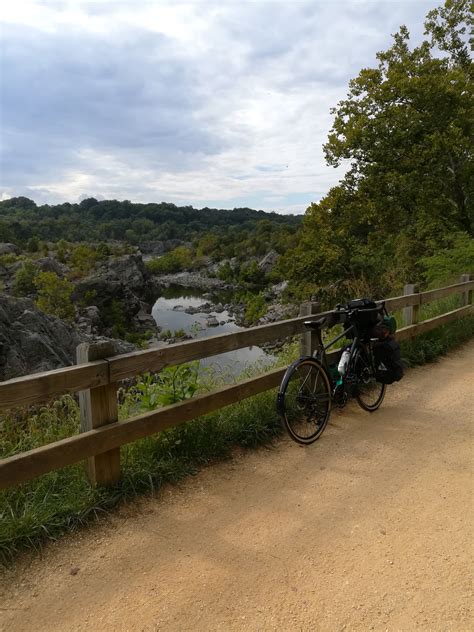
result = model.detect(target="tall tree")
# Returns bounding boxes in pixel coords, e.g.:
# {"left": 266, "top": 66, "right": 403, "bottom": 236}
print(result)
{"left": 283, "top": 0, "right": 472, "bottom": 301}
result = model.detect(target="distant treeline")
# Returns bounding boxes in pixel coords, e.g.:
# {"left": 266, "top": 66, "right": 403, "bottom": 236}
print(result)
{"left": 0, "top": 197, "right": 301, "bottom": 258}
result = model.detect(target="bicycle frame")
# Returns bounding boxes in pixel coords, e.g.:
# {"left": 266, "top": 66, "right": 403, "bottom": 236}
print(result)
{"left": 311, "top": 324, "right": 379, "bottom": 399}
{"left": 310, "top": 322, "right": 355, "bottom": 380}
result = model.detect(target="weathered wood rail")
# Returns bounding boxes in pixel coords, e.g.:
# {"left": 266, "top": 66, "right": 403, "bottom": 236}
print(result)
{"left": 0, "top": 276, "right": 472, "bottom": 490}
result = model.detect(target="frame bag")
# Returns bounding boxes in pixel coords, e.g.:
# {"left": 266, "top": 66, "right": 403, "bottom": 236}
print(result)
{"left": 373, "top": 336, "right": 404, "bottom": 384}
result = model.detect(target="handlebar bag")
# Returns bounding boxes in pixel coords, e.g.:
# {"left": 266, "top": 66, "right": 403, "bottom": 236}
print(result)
{"left": 346, "top": 298, "right": 380, "bottom": 329}
{"left": 373, "top": 336, "right": 404, "bottom": 384}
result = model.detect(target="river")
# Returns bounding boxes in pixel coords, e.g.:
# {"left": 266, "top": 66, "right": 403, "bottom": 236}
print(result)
{"left": 151, "top": 286, "right": 275, "bottom": 375}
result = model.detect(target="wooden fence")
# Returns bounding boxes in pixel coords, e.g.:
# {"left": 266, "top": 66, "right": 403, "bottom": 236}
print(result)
{"left": 0, "top": 276, "right": 472, "bottom": 490}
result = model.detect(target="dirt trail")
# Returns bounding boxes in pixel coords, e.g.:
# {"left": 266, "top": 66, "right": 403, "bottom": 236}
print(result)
{"left": 1, "top": 342, "right": 473, "bottom": 632}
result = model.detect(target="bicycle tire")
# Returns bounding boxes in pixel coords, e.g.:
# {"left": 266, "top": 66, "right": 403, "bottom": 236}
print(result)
{"left": 354, "top": 346, "right": 386, "bottom": 412}
{"left": 277, "top": 357, "right": 332, "bottom": 444}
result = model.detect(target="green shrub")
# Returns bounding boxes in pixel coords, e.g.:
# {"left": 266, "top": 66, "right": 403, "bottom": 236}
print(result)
{"left": 34, "top": 271, "right": 75, "bottom": 320}
{"left": 146, "top": 246, "right": 193, "bottom": 274}
{"left": 26, "top": 237, "right": 39, "bottom": 253}
{"left": 0, "top": 253, "right": 19, "bottom": 267}
{"left": 243, "top": 291, "right": 267, "bottom": 325}
{"left": 96, "top": 242, "right": 111, "bottom": 259}
{"left": 69, "top": 244, "right": 97, "bottom": 275}
{"left": 101, "top": 298, "right": 128, "bottom": 338}
{"left": 13, "top": 260, "right": 38, "bottom": 296}
{"left": 421, "top": 232, "right": 474, "bottom": 287}
{"left": 401, "top": 314, "right": 474, "bottom": 367}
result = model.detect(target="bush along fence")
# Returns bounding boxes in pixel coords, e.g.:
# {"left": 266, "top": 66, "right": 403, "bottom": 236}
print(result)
{"left": 0, "top": 275, "right": 472, "bottom": 490}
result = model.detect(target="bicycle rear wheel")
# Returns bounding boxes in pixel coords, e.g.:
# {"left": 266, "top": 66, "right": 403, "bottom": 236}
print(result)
{"left": 354, "top": 347, "right": 386, "bottom": 412}
{"left": 277, "top": 358, "right": 332, "bottom": 444}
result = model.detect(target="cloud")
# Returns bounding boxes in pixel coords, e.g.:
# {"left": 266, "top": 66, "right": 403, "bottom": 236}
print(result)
{"left": 0, "top": 0, "right": 435, "bottom": 213}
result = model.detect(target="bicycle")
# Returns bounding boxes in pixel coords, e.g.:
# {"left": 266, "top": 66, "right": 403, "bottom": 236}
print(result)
{"left": 277, "top": 302, "right": 387, "bottom": 445}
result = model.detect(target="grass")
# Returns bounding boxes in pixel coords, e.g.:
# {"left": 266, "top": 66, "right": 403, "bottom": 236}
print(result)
{"left": 400, "top": 312, "right": 474, "bottom": 367}
{"left": 0, "top": 311, "right": 473, "bottom": 566}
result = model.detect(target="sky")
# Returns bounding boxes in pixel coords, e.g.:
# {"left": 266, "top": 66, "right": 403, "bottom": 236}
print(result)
{"left": 0, "top": 0, "right": 436, "bottom": 214}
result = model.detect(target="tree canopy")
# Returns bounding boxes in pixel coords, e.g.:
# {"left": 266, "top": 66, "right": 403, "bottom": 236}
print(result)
{"left": 281, "top": 0, "right": 472, "bottom": 302}
{"left": 0, "top": 197, "right": 300, "bottom": 261}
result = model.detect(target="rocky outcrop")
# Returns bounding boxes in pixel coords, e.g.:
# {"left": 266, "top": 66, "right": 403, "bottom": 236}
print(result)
{"left": 73, "top": 254, "right": 158, "bottom": 334}
{"left": 35, "top": 257, "right": 70, "bottom": 278}
{"left": 138, "top": 240, "right": 188, "bottom": 256}
{"left": 258, "top": 250, "right": 279, "bottom": 274}
{"left": 0, "top": 243, "right": 19, "bottom": 256}
{"left": 154, "top": 271, "right": 234, "bottom": 291}
{"left": 0, "top": 295, "right": 134, "bottom": 380}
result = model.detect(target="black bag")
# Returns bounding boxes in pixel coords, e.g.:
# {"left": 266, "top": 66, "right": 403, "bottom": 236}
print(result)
{"left": 373, "top": 336, "right": 404, "bottom": 384}
{"left": 346, "top": 298, "right": 380, "bottom": 330}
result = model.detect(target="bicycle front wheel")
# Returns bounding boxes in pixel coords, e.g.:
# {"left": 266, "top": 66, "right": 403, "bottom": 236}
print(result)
{"left": 354, "top": 347, "right": 386, "bottom": 412}
{"left": 277, "top": 358, "right": 332, "bottom": 444}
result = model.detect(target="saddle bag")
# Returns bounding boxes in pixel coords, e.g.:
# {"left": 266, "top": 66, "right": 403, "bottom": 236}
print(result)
{"left": 373, "top": 336, "right": 404, "bottom": 384}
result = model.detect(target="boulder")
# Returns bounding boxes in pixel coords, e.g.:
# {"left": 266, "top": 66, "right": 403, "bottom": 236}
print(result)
{"left": 35, "top": 257, "right": 70, "bottom": 278}
{"left": 206, "top": 315, "right": 219, "bottom": 327}
{"left": 0, "top": 295, "right": 134, "bottom": 380}
{"left": 76, "top": 305, "right": 103, "bottom": 335}
{"left": 184, "top": 305, "right": 201, "bottom": 315}
{"left": 138, "top": 240, "right": 187, "bottom": 256}
{"left": 73, "top": 254, "right": 157, "bottom": 334}
{"left": 132, "top": 307, "right": 158, "bottom": 331}
{"left": 0, "top": 243, "right": 19, "bottom": 256}
{"left": 271, "top": 280, "right": 289, "bottom": 295}
{"left": 258, "top": 250, "right": 279, "bottom": 274}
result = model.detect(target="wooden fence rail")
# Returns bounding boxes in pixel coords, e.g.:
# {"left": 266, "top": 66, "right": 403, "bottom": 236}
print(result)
{"left": 0, "top": 276, "right": 472, "bottom": 490}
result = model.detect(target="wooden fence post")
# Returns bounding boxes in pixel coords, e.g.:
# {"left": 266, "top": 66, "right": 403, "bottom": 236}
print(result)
{"left": 77, "top": 341, "right": 121, "bottom": 487}
{"left": 403, "top": 284, "right": 419, "bottom": 327}
{"left": 299, "top": 301, "right": 321, "bottom": 357}
{"left": 460, "top": 274, "right": 472, "bottom": 306}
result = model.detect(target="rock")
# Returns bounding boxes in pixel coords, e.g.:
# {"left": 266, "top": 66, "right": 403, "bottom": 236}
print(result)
{"left": 132, "top": 308, "right": 158, "bottom": 331}
{"left": 73, "top": 254, "right": 158, "bottom": 335}
{"left": 258, "top": 250, "right": 279, "bottom": 274}
{"left": 206, "top": 258, "right": 237, "bottom": 277}
{"left": 35, "top": 257, "right": 70, "bottom": 278}
{"left": 206, "top": 316, "right": 219, "bottom": 327}
{"left": 271, "top": 280, "right": 289, "bottom": 295}
{"left": 0, "top": 243, "right": 19, "bottom": 256}
{"left": 0, "top": 298, "right": 81, "bottom": 380}
{"left": 0, "top": 295, "right": 135, "bottom": 380}
{"left": 257, "top": 302, "right": 298, "bottom": 325}
{"left": 76, "top": 306, "right": 103, "bottom": 334}
{"left": 172, "top": 305, "right": 185, "bottom": 311}
{"left": 153, "top": 271, "right": 234, "bottom": 292}
{"left": 83, "top": 305, "right": 102, "bottom": 325}
{"left": 184, "top": 305, "right": 201, "bottom": 315}
{"left": 138, "top": 240, "right": 188, "bottom": 256}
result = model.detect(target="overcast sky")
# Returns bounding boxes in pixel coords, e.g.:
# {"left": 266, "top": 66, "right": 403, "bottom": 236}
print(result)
{"left": 1, "top": 0, "right": 435, "bottom": 214}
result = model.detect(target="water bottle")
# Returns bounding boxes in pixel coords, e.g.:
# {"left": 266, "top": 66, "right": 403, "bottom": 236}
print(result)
{"left": 338, "top": 349, "right": 350, "bottom": 376}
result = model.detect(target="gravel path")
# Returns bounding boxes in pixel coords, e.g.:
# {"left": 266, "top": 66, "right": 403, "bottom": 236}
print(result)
{"left": 1, "top": 341, "right": 473, "bottom": 631}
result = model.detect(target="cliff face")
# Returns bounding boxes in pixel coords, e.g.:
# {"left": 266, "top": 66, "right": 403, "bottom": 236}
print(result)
{"left": 73, "top": 254, "right": 157, "bottom": 334}
{"left": 0, "top": 295, "right": 134, "bottom": 381}
{"left": 0, "top": 295, "right": 81, "bottom": 380}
